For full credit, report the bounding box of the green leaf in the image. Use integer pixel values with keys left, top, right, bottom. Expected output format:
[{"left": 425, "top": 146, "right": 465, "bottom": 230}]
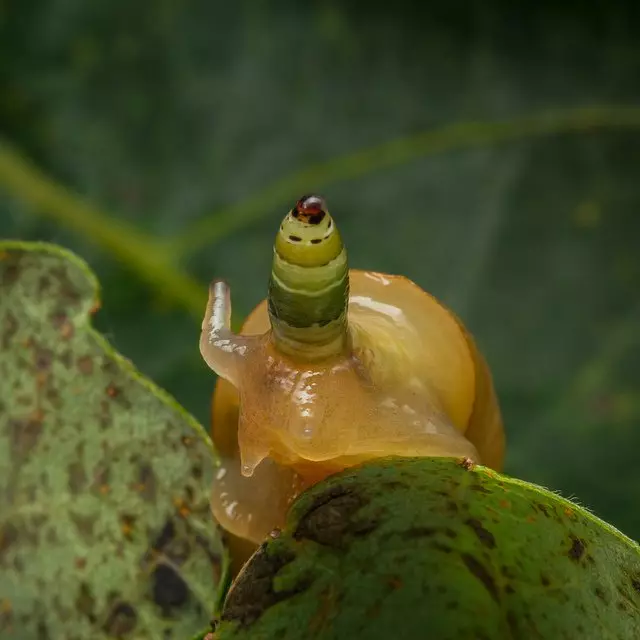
[
  {"left": 0, "top": 242, "right": 226, "bottom": 639},
  {"left": 217, "top": 457, "right": 640, "bottom": 639}
]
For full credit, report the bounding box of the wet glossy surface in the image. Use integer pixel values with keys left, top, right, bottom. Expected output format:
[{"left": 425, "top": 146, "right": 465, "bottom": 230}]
[{"left": 202, "top": 270, "right": 504, "bottom": 545}]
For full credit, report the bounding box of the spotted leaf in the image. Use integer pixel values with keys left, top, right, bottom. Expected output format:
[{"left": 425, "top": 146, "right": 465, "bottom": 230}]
[{"left": 0, "top": 242, "right": 226, "bottom": 639}]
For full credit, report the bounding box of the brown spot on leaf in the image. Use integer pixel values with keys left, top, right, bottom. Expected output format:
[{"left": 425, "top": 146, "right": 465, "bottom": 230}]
[
  {"left": 152, "top": 563, "right": 190, "bottom": 615},
  {"left": 36, "top": 619, "right": 50, "bottom": 640},
  {"left": 631, "top": 577, "right": 640, "bottom": 594},
  {"left": 222, "top": 544, "right": 308, "bottom": 628},
  {"left": 568, "top": 535, "right": 586, "bottom": 561},
  {"left": 461, "top": 553, "right": 499, "bottom": 603},
  {"left": 103, "top": 601, "right": 137, "bottom": 636},
  {"left": 120, "top": 514, "right": 136, "bottom": 540},
  {"left": 293, "top": 486, "right": 375, "bottom": 549},
  {"left": 535, "top": 502, "right": 550, "bottom": 517},
  {"left": 387, "top": 575, "right": 403, "bottom": 590},
  {"left": 98, "top": 399, "right": 111, "bottom": 429},
  {"left": 152, "top": 520, "right": 176, "bottom": 553},
  {"left": 135, "top": 464, "right": 157, "bottom": 502},
  {"left": 106, "top": 384, "right": 132, "bottom": 409},
  {"left": 470, "top": 483, "right": 491, "bottom": 495},
  {"left": 106, "top": 384, "right": 120, "bottom": 398},
  {"left": 76, "top": 355, "right": 93, "bottom": 375},
  {"left": 59, "top": 320, "right": 74, "bottom": 339},
  {"left": 465, "top": 518, "right": 496, "bottom": 549},
  {"left": 90, "top": 465, "right": 110, "bottom": 493}
]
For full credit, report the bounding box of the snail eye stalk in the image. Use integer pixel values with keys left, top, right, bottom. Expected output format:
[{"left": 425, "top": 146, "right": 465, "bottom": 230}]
[{"left": 268, "top": 195, "right": 349, "bottom": 360}]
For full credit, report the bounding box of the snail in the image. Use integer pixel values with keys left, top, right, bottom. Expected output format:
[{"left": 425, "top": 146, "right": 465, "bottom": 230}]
[{"left": 200, "top": 195, "right": 505, "bottom": 548}]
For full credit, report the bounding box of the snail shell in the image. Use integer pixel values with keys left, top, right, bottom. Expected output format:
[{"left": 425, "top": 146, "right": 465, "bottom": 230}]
[{"left": 201, "top": 195, "right": 505, "bottom": 545}]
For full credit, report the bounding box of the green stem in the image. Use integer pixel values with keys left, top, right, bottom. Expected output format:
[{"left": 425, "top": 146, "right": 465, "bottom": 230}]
[
  {"left": 172, "top": 105, "right": 640, "bottom": 257},
  {"left": 0, "top": 141, "right": 207, "bottom": 317}
]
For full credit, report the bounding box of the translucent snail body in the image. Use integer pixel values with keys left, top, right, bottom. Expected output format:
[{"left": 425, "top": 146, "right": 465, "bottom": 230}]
[{"left": 200, "top": 195, "right": 505, "bottom": 547}]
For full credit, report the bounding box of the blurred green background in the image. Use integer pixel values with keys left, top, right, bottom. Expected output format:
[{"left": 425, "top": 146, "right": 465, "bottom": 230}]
[{"left": 1, "top": 2, "right": 639, "bottom": 540}]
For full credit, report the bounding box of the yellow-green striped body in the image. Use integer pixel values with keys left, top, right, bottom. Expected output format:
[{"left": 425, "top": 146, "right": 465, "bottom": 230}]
[{"left": 268, "top": 195, "right": 349, "bottom": 360}]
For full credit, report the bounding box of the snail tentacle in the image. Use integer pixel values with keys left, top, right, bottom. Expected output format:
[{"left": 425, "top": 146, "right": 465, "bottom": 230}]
[{"left": 200, "top": 279, "right": 251, "bottom": 387}]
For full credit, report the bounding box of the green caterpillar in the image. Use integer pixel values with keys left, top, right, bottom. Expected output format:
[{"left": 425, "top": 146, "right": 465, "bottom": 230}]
[{"left": 267, "top": 195, "right": 349, "bottom": 360}]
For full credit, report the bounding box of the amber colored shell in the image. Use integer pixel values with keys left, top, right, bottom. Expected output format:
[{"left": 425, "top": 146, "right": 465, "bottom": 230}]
[{"left": 211, "top": 269, "right": 504, "bottom": 478}]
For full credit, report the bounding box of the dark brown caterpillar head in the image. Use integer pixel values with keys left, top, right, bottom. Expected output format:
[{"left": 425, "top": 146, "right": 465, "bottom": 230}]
[{"left": 292, "top": 194, "right": 328, "bottom": 225}]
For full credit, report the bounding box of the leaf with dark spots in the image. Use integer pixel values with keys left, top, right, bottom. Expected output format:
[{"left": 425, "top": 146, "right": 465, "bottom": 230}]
[
  {"left": 568, "top": 535, "right": 586, "bottom": 561},
  {"left": 152, "top": 520, "right": 176, "bottom": 553},
  {"left": 293, "top": 486, "right": 373, "bottom": 549},
  {"left": 0, "top": 243, "right": 226, "bottom": 639},
  {"left": 152, "top": 564, "right": 190, "bottom": 615},
  {"left": 222, "top": 543, "right": 301, "bottom": 628},
  {"left": 103, "top": 602, "right": 137, "bottom": 637},
  {"left": 465, "top": 518, "right": 496, "bottom": 549},
  {"left": 402, "top": 526, "right": 438, "bottom": 539},
  {"left": 470, "top": 483, "right": 491, "bottom": 495},
  {"left": 216, "top": 457, "right": 640, "bottom": 640},
  {"left": 535, "top": 502, "right": 550, "bottom": 518}
]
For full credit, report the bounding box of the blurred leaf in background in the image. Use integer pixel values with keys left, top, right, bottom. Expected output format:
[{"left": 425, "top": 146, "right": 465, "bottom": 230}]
[{"left": 1, "top": 0, "right": 640, "bottom": 544}]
